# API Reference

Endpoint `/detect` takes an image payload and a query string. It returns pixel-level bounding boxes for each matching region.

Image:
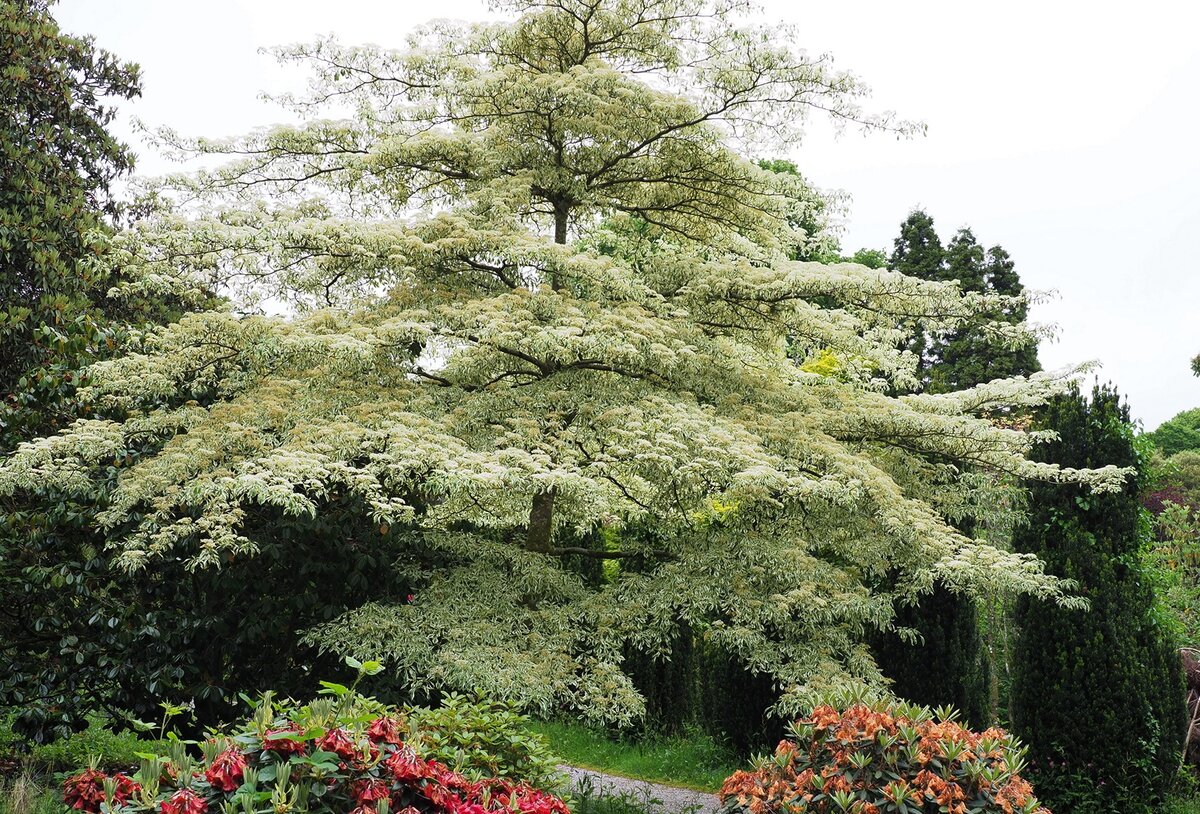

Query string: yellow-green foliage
[799,349,843,378]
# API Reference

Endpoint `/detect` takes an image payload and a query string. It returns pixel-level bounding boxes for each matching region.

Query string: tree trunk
[526,486,556,552]
[524,202,571,550]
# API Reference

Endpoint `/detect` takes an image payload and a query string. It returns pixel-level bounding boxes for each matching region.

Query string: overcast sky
[55,0,1200,429]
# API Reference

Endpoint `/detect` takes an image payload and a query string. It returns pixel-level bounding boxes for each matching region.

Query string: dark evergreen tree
[874,585,990,726]
[933,243,1040,393]
[888,210,945,380]
[1011,383,1183,814]
[928,228,986,393]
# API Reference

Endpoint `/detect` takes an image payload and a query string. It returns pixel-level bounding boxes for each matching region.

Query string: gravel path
[559,765,720,814]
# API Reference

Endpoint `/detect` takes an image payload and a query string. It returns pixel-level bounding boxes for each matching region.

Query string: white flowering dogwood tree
[0,0,1128,723]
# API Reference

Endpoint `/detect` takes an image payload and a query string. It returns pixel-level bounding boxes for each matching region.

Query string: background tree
[757,158,844,263]
[0,0,1121,734]
[887,210,945,381]
[0,0,140,438]
[1148,408,1200,457]
[0,0,151,739]
[1011,382,1183,814]
[841,247,887,269]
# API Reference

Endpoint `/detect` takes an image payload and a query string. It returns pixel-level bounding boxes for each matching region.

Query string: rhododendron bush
[62,677,569,814]
[719,703,1050,814]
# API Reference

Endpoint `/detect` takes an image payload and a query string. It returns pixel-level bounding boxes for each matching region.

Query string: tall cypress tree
[1011,383,1183,814]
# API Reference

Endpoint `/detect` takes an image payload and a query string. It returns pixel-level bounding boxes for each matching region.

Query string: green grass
[0,774,60,814]
[1166,790,1200,814]
[527,720,741,793]
[1167,797,1200,814]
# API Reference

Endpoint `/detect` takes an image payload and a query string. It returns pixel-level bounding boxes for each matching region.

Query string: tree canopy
[0,0,1131,724]
[887,209,1040,393]
[1147,407,1200,457]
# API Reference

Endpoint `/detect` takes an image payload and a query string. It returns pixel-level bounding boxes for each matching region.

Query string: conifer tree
[888,210,945,380]
[0,0,1127,724]
[1011,383,1183,814]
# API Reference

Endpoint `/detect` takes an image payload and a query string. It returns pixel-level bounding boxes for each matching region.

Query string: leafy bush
[409,695,563,788]
[24,716,159,772]
[61,676,569,814]
[719,703,1049,814]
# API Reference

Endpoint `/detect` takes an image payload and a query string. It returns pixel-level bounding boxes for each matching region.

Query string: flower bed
[63,685,569,814]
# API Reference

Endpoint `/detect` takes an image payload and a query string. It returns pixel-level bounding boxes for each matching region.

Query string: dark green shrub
[1011,383,1185,814]
[870,581,989,728]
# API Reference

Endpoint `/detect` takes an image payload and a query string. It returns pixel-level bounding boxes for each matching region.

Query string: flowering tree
[0,0,1130,724]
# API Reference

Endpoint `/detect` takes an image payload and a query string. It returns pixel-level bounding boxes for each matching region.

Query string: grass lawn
[527,720,742,793]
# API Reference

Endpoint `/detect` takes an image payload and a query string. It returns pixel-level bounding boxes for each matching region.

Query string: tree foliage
[886,209,1040,394]
[0,0,149,739]
[0,0,304,741]
[0,0,144,440]
[1148,408,1200,457]
[0,0,1131,726]
[1011,383,1183,814]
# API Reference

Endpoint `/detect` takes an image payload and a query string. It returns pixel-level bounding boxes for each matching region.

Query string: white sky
[55,0,1200,429]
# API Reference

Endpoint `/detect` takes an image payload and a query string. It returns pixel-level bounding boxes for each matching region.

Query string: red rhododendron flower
[450,799,488,814]
[510,784,571,814]
[426,788,463,811]
[432,764,471,792]
[262,724,308,756]
[63,769,107,813]
[353,778,393,804]
[205,746,248,792]
[161,787,208,814]
[316,726,359,760]
[367,716,404,745]
[385,746,429,781]
[110,774,141,806]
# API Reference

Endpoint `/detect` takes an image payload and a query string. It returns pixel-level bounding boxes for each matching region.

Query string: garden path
[560,764,720,814]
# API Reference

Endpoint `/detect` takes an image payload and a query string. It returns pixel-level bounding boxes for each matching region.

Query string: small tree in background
[1011,382,1183,814]
[1148,408,1200,457]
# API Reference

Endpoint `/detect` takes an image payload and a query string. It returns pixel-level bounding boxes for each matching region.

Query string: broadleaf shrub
[409,694,563,788]
[718,704,1049,814]
[61,686,569,814]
